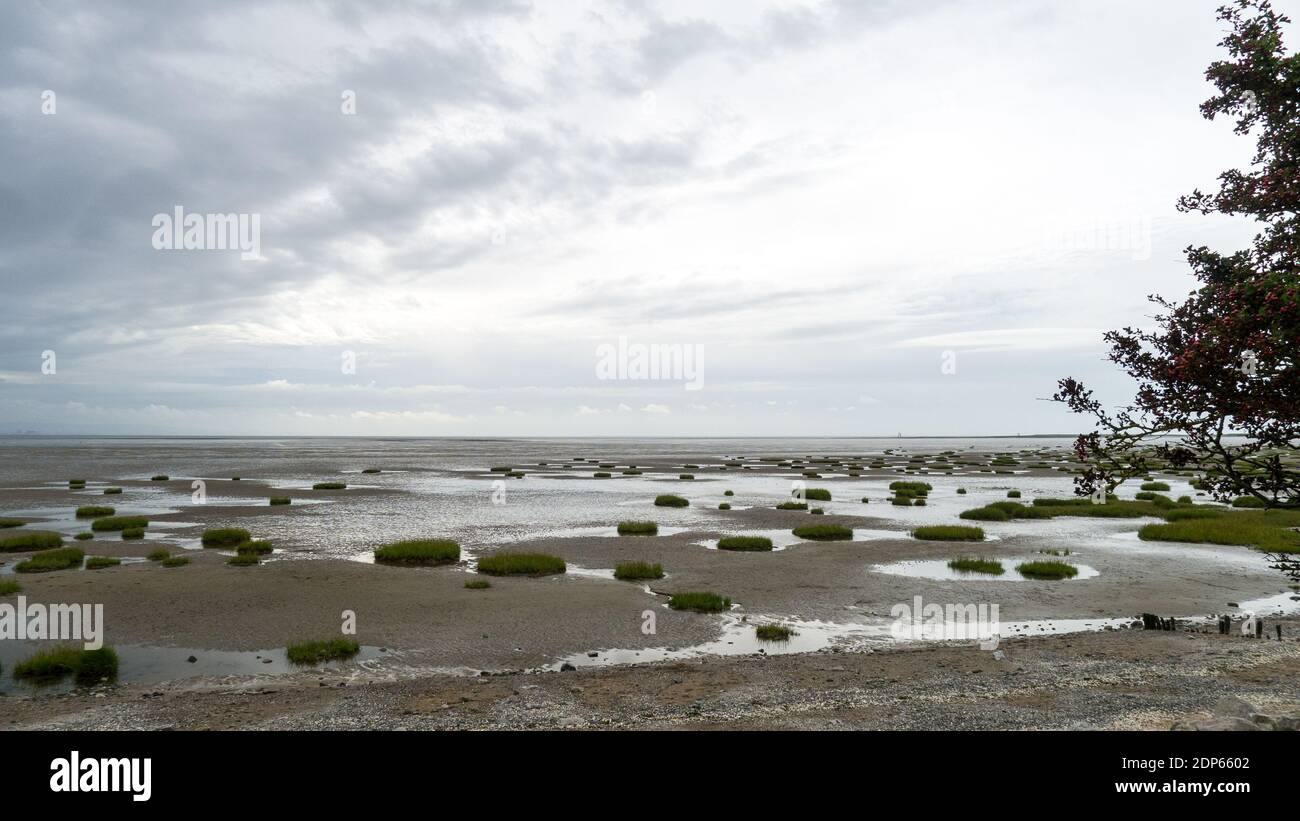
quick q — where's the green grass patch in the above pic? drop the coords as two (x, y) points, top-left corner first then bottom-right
(755, 624), (796, 641)
(103, 487), (122, 495)
(913, 525), (985, 541)
(717, 536), (774, 551)
(1006, 490), (1021, 498)
(0, 518), (22, 528)
(776, 501), (807, 510)
(313, 482), (347, 490)
(161, 556), (190, 568)
(803, 488), (832, 501)
(13, 645), (118, 685)
(668, 591), (731, 612)
(891, 496), (913, 506)
(724, 490), (734, 496)
(361, 468), (382, 474)
(792, 524), (853, 541)
(374, 539), (460, 565)
(269, 497), (291, 505)
(1140, 482), (1171, 491)
(85, 556), (121, 569)
(147, 548), (170, 561)
(151, 475), (169, 481)
(719, 502), (731, 510)
(0, 530), (64, 552)
(91, 516), (148, 532)
(614, 561), (664, 580)
(14, 547), (84, 573)
(74, 532), (93, 541)
(286, 638), (360, 665)
(476, 552), (566, 576)
(618, 521), (658, 535)
(1231, 496), (1267, 508)
(236, 539), (274, 555)
(0, 580), (20, 595)
(201, 527), (250, 547)
(947, 557), (1005, 574)
(120, 527), (145, 540)
(227, 553), (260, 566)
(889, 481), (931, 495)
(464, 579), (491, 589)
(1016, 560), (1078, 580)
(654, 494), (689, 507)
(1138, 515), (1300, 553)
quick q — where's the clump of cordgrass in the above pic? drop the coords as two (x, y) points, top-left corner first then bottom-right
(914, 498), (927, 507)
(810, 507), (826, 514)
(617, 521), (658, 536)
(313, 482), (347, 490)
(1006, 490), (1021, 498)
(957, 488), (967, 494)
(654, 494), (689, 508)
(490, 466), (513, 472)
(91, 515), (148, 532)
(1138, 513), (1300, 553)
(361, 468), (382, 474)
(228, 553), (260, 566)
(947, 557), (1005, 574)
(1140, 481), (1171, 491)
(0, 580), (20, 595)
(13, 645), (118, 685)
(269, 497), (291, 505)
(889, 480), (932, 495)
(476, 552), (566, 576)
(792, 524), (853, 541)
(622, 469), (643, 475)
(374, 539), (460, 565)
(776, 501), (807, 510)
(668, 591), (731, 612)
(861, 497), (870, 504)
(464, 579), (491, 589)
(120, 527), (145, 540)
(103, 487), (122, 495)
(0, 530), (64, 552)
(802, 488), (832, 501)
(201, 527), (251, 547)
(147, 548), (170, 561)
(14, 547), (84, 573)
(74, 532), (93, 541)
(724, 490), (735, 496)
(679, 474), (695, 480)
(69, 479), (86, 488)
(614, 561), (664, 580)
(717, 535), (774, 551)
(0, 518), (22, 528)
(755, 624), (796, 641)
(719, 502), (731, 510)
(286, 638), (360, 665)
(161, 555), (190, 567)
(912, 525), (985, 542)
(1231, 495), (1267, 508)
(1015, 560), (1079, 580)
(593, 471), (612, 478)
(151, 475), (169, 481)
(891, 496), (913, 506)
(236, 539), (273, 555)
(85, 556), (121, 569)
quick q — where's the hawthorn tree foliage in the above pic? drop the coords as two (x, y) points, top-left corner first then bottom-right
(1055, 0), (1300, 511)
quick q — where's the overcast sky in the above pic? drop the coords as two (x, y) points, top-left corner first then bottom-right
(0, 0), (1286, 436)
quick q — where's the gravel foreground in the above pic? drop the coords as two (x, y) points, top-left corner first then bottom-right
(5, 615), (1298, 731)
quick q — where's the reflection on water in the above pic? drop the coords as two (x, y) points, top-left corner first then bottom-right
(870, 559), (1101, 581)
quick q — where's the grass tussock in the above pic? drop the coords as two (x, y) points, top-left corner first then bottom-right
(654, 494), (689, 508)
(103, 487), (122, 495)
(719, 502), (731, 510)
(75, 506), (115, 518)
(236, 539), (274, 555)
(313, 482), (347, 490)
(269, 497), (291, 505)
(147, 548), (171, 562)
(85, 556), (121, 570)
(161, 556), (190, 567)
(201, 527), (250, 547)
(668, 591), (731, 612)
(1016, 560), (1079, 580)
(14, 547), (84, 573)
(802, 488), (832, 501)
(476, 552), (566, 576)
(1138, 514), (1300, 553)
(286, 638), (360, 665)
(151, 475), (169, 481)
(13, 645), (118, 685)
(717, 536), (774, 551)
(0, 518), (23, 528)
(0, 580), (20, 595)
(74, 532), (93, 541)
(792, 524), (853, 541)
(120, 527), (145, 540)
(374, 539), (460, 565)
(617, 521), (658, 536)
(755, 624), (796, 641)
(912, 525), (985, 542)
(0, 531), (64, 552)
(613, 561), (664, 580)
(227, 553), (260, 566)
(91, 516), (148, 532)
(948, 557), (1005, 574)
(464, 579), (491, 589)
(776, 501), (808, 510)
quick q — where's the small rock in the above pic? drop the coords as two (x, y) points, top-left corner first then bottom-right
(560, 663), (576, 672)
(187, 655), (197, 663)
